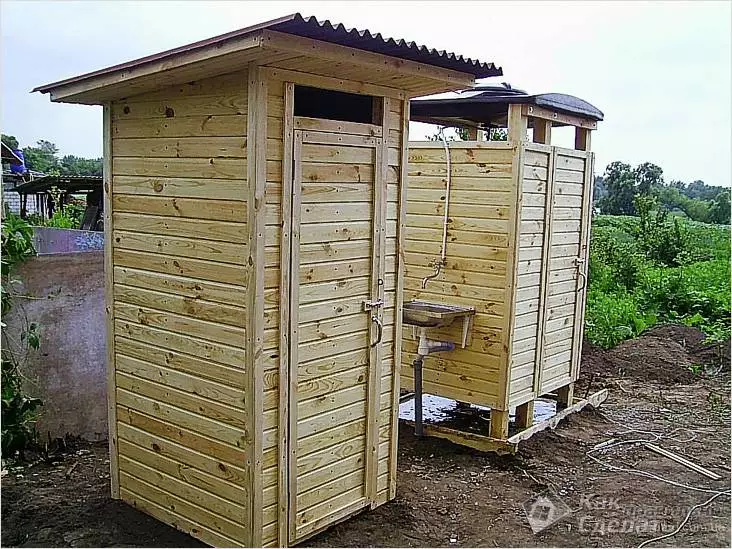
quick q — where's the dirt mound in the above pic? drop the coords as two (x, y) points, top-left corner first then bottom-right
(605, 336), (697, 384)
(644, 323), (707, 348)
(580, 324), (726, 385)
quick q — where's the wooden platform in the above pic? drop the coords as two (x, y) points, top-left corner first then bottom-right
(402, 387), (608, 455)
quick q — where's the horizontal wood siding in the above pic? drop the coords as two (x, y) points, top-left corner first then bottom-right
(508, 148), (550, 404)
(401, 143), (516, 409)
(111, 70), (250, 546)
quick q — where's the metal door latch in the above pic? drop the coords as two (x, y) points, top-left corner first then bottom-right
(362, 299), (384, 311)
(574, 257), (587, 291)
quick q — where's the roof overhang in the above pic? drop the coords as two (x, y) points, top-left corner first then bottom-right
(411, 87), (603, 129)
(1, 142), (23, 165)
(33, 13), (502, 104)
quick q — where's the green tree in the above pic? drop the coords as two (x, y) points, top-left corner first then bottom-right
(1, 134), (19, 150)
(597, 161), (637, 215)
(22, 140), (59, 174)
(634, 162), (663, 195)
(59, 155), (103, 176)
(709, 189), (731, 225)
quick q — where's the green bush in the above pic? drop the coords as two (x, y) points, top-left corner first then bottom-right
(586, 211), (730, 349)
(1, 212), (42, 458)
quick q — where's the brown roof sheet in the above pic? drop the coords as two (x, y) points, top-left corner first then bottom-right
(33, 13), (501, 94)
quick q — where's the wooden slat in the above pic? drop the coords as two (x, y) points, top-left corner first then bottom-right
(113, 136), (246, 158)
(113, 194), (246, 222)
(115, 284), (245, 327)
(113, 157), (245, 179)
(113, 212), (246, 244)
(114, 248), (245, 286)
(114, 230), (247, 265)
(114, 266), (246, 308)
(277, 80), (294, 547)
(113, 114), (247, 139)
(112, 175), (247, 201)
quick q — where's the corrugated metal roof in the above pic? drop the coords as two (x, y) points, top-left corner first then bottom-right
(269, 14), (502, 77)
(34, 13), (501, 94)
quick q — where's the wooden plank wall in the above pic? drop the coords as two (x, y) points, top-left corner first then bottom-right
(538, 150), (589, 394)
(401, 142), (516, 409)
(508, 147), (551, 405)
(110, 70), (250, 547)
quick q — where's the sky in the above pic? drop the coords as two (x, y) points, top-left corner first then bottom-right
(1, 0), (730, 185)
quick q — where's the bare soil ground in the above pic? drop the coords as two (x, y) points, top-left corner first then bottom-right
(2, 325), (730, 547)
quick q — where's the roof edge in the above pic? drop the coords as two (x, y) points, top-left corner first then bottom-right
(34, 13), (501, 101)
(32, 13), (298, 94)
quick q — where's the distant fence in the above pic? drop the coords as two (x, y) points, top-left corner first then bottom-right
(4, 229), (106, 442)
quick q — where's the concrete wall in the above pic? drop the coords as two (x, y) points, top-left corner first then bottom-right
(4, 251), (107, 441)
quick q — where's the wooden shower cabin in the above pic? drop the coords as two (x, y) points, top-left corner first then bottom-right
(34, 14), (502, 548)
(402, 92), (603, 448)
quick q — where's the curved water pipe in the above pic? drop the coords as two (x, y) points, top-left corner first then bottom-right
(421, 127), (452, 289)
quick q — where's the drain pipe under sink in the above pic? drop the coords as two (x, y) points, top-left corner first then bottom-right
(413, 327), (455, 437)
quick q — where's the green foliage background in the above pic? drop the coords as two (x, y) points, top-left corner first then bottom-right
(585, 208), (730, 348)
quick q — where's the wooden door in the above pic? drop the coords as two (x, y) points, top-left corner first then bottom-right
(538, 151), (594, 394)
(285, 119), (387, 543)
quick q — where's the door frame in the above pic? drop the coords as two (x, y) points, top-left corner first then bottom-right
(277, 79), (390, 545)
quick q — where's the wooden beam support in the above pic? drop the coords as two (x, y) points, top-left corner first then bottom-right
(556, 383), (574, 410)
(508, 389), (608, 444)
(522, 104), (598, 130)
(515, 401), (534, 430)
(261, 66), (406, 100)
(533, 118), (552, 145)
(507, 104), (528, 143)
(489, 409), (510, 439)
(575, 127), (592, 151)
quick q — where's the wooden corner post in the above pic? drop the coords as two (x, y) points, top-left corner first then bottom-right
(507, 103), (528, 144)
(246, 63), (267, 547)
(103, 102), (119, 499)
(277, 80), (295, 547)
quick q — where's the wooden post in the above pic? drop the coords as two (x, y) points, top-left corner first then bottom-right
(277, 80), (295, 548)
(246, 63), (267, 548)
(533, 119), (552, 145)
(515, 401), (534, 430)
(102, 103), (119, 500)
(574, 127), (591, 151)
(489, 409), (510, 439)
(556, 383), (574, 410)
(507, 104), (527, 143)
(389, 98), (410, 500)
(465, 126), (480, 141)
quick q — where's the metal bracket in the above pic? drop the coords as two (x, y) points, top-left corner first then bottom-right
(362, 299), (384, 311)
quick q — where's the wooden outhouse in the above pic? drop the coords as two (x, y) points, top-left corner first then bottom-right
(34, 14), (501, 547)
(401, 87), (603, 450)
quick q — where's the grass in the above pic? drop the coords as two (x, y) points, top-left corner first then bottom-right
(585, 214), (730, 348)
